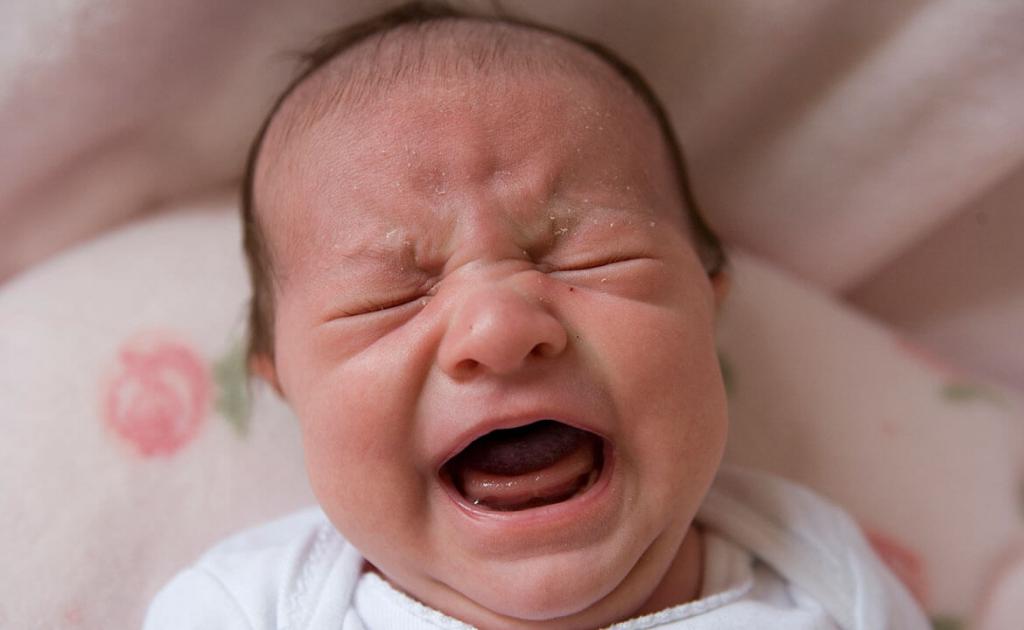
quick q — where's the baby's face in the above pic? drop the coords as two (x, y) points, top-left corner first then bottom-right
(259, 62), (728, 627)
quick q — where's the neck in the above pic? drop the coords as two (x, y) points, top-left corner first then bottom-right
(633, 524), (705, 616)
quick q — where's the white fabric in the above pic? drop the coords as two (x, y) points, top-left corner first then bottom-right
(144, 468), (927, 630)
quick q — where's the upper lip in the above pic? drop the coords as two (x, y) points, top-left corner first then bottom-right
(432, 408), (608, 474)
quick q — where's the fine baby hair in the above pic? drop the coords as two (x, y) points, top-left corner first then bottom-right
(240, 0), (725, 364)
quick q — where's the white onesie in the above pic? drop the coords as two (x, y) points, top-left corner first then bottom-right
(144, 467), (928, 629)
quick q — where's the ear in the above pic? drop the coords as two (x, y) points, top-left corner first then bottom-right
(710, 269), (731, 310)
(249, 353), (284, 397)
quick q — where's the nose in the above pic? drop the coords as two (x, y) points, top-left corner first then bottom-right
(437, 276), (568, 379)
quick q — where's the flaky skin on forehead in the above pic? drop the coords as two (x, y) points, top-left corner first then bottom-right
(266, 20), (620, 154)
(241, 0), (725, 363)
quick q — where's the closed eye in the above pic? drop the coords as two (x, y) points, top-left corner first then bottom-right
(545, 254), (660, 293)
(325, 292), (429, 321)
(550, 254), (651, 272)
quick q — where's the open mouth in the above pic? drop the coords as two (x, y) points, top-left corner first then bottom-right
(440, 420), (605, 512)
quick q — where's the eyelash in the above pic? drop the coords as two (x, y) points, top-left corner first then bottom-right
(548, 254), (650, 274)
(342, 293), (427, 317)
(334, 255), (645, 319)
(336, 277), (444, 318)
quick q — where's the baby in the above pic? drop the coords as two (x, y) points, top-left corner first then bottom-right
(146, 3), (927, 628)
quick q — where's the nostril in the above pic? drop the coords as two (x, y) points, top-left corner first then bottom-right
(530, 341), (556, 358)
(455, 358), (481, 374)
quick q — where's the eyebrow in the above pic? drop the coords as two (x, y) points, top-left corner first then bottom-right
(333, 240), (419, 271)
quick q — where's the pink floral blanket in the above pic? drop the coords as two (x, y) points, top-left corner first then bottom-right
(1, 2), (1022, 629)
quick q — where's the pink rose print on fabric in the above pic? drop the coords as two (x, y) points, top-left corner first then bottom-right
(62, 605), (84, 626)
(892, 336), (1005, 406)
(893, 335), (963, 380)
(864, 528), (929, 608)
(104, 334), (211, 457)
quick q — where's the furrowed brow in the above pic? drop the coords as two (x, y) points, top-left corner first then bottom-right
(333, 238), (421, 275)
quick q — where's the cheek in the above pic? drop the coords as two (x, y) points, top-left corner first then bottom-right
(609, 304), (723, 429)
(294, 355), (422, 477)
(580, 285), (727, 494)
(274, 313), (433, 529)
(296, 372), (435, 559)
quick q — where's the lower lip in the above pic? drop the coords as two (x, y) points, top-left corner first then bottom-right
(439, 438), (618, 532)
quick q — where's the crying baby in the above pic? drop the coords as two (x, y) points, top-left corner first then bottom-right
(146, 3), (928, 629)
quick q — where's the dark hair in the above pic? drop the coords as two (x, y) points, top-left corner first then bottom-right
(242, 0), (725, 363)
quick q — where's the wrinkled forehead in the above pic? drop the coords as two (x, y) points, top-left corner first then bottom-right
(252, 20), (678, 267)
(258, 21), (663, 192)
(260, 19), (636, 161)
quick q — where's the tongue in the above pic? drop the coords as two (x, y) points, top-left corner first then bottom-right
(458, 438), (597, 510)
(454, 420), (589, 475)
(447, 421), (600, 510)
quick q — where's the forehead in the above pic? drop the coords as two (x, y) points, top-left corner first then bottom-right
(254, 25), (680, 271)
(264, 20), (642, 154)
(274, 73), (659, 187)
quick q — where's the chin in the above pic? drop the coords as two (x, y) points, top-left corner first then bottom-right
(434, 542), (658, 629)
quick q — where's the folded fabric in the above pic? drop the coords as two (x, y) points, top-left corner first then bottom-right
(718, 250), (1024, 627)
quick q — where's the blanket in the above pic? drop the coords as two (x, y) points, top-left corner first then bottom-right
(1, 1), (1022, 628)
